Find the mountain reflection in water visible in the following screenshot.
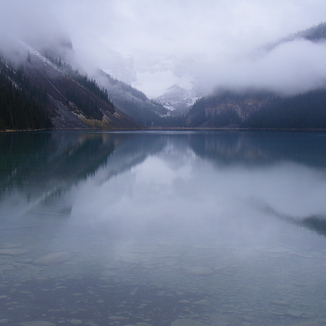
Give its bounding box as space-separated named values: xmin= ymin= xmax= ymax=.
xmin=1 ymin=131 xmax=326 ymax=326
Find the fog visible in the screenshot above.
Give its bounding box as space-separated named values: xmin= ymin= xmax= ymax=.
xmin=1 ymin=0 xmax=326 ymax=97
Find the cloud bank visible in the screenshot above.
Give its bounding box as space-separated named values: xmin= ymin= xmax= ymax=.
xmin=197 ymin=39 xmax=326 ymax=96
xmin=1 ymin=0 xmax=326 ymax=97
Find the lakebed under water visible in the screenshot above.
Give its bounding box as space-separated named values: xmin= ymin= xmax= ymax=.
xmin=1 ymin=130 xmax=326 ymax=326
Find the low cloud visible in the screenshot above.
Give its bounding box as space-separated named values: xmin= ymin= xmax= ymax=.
xmin=195 ymin=39 xmax=326 ymax=96
xmin=1 ymin=0 xmax=326 ymax=97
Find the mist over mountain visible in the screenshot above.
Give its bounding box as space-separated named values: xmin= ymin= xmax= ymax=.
xmin=0 ymin=41 xmax=140 ymax=130
xmin=2 ymin=0 xmax=326 ymax=97
xmin=268 ymin=21 xmax=326 ymax=50
xmin=1 ymin=1 xmax=326 ymax=130
xmin=185 ymin=88 xmax=326 ymax=129
xmin=185 ymin=22 xmax=326 ymax=129
xmin=154 ymin=85 xmax=202 ymax=116
xmin=95 ymin=70 xmax=169 ymax=126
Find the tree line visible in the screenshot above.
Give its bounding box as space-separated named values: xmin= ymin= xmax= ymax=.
xmin=243 ymin=90 xmax=326 ymax=129
xmin=186 ymin=89 xmax=326 ymax=129
xmin=45 ymin=53 xmax=113 ymax=105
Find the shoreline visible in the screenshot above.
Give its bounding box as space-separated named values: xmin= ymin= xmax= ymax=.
xmin=2 ymin=127 xmax=326 ymax=133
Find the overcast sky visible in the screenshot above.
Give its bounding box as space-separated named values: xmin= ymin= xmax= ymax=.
xmin=1 ymin=0 xmax=326 ymax=97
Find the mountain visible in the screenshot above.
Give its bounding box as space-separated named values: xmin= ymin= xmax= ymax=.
xmin=3 ymin=21 xmax=326 ymax=131
xmin=186 ymin=88 xmax=326 ymax=129
xmin=266 ymin=21 xmax=326 ymax=51
xmin=154 ymin=84 xmax=200 ymax=116
xmin=186 ymin=90 xmax=272 ymax=128
xmin=95 ymin=70 xmax=169 ymax=126
xmin=0 ymin=40 xmax=140 ymax=130
xmin=0 ymin=57 xmax=52 ymax=130
xmin=40 ymin=38 xmax=171 ymax=128
xmin=293 ymin=21 xmax=326 ymax=42
xmin=186 ymin=22 xmax=326 ymax=130
xmin=33 ymin=36 xmax=171 ymax=127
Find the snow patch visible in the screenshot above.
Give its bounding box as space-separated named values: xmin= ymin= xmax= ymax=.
xmin=17 ymin=40 xmax=61 ymax=72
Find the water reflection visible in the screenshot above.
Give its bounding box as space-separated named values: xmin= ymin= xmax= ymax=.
xmin=1 ymin=131 xmax=326 ymax=325
xmin=189 ymin=131 xmax=326 ymax=167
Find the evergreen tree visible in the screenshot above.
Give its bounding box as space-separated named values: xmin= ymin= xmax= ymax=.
xmin=0 ymin=59 xmax=52 ymax=130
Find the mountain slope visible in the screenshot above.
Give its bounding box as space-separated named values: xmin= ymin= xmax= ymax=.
xmin=0 ymin=58 xmax=52 ymax=130
xmin=20 ymin=36 xmax=168 ymax=127
xmin=294 ymin=21 xmax=326 ymax=42
xmin=186 ymin=90 xmax=275 ymax=128
xmin=266 ymin=21 xmax=326 ymax=51
xmin=186 ymin=22 xmax=326 ymax=129
xmin=186 ymin=88 xmax=326 ymax=129
xmin=0 ymin=41 xmax=140 ymax=130
xmin=154 ymin=84 xmax=200 ymax=116
xmin=95 ymin=70 xmax=169 ymax=126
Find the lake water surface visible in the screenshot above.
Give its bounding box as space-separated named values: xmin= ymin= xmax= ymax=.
xmin=1 ymin=131 xmax=326 ymax=326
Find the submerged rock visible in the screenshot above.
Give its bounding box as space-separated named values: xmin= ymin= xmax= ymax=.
xmin=33 ymin=252 xmax=72 ymax=265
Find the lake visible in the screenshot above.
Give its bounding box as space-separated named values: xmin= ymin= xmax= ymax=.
xmin=1 ymin=130 xmax=326 ymax=326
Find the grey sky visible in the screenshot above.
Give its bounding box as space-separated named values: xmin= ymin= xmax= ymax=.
xmin=1 ymin=0 xmax=326 ymax=97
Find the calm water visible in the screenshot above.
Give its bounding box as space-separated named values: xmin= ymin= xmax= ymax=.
xmin=1 ymin=131 xmax=326 ymax=326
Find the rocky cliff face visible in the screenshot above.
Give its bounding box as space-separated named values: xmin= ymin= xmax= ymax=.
xmin=185 ymin=88 xmax=326 ymax=129
xmin=186 ymin=91 xmax=274 ymax=128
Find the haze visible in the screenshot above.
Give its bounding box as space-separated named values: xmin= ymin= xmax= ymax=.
xmin=1 ymin=0 xmax=326 ymax=97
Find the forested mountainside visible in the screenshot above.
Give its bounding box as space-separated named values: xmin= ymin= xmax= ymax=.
xmin=96 ymin=70 xmax=169 ymax=126
xmin=265 ymin=21 xmax=326 ymax=52
xmin=0 ymin=58 xmax=52 ymax=130
xmin=283 ymin=21 xmax=326 ymax=43
xmin=185 ymin=89 xmax=326 ymax=129
xmin=186 ymin=90 xmax=271 ymax=128
xmin=186 ymin=22 xmax=326 ymax=130
xmin=0 ymin=44 xmax=140 ymax=130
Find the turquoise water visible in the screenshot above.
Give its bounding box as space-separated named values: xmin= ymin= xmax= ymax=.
xmin=1 ymin=131 xmax=326 ymax=326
